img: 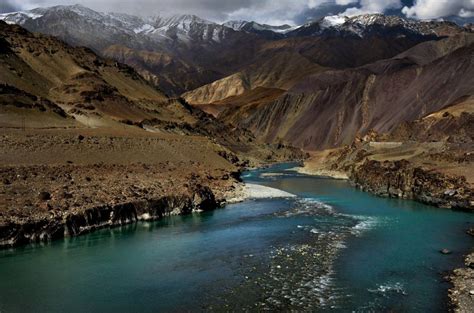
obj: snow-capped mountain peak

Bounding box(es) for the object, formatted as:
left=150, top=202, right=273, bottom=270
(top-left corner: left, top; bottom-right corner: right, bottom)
left=159, top=14, right=214, bottom=27
left=288, top=13, right=463, bottom=38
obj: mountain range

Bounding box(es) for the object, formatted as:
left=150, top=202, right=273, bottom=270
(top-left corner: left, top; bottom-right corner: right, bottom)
left=0, top=4, right=473, bottom=153
left=1, top=4, right=470, bottom=97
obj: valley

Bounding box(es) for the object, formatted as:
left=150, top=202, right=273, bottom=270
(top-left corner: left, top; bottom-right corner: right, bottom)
left=0, top=20, right=302, bottom=247
left=0, top=3, right=473, bottom=312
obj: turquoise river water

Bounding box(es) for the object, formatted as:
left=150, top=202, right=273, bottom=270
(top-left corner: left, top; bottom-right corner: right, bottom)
left=0, top=163, right=472, bottom=312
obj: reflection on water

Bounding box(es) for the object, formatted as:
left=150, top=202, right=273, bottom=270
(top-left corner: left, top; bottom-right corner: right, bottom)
left=0, top=163, right=472, bottom=313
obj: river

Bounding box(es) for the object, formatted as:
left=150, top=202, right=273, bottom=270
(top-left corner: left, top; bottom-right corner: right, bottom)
left=0, top=163, right=472, bottom=312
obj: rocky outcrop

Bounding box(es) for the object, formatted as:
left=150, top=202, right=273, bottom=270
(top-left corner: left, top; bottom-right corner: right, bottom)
left=0, top=185, right=217, bottom=248
left=351, top=159, right=473, bottom=211
left=448, top=229, right=474, bottom=313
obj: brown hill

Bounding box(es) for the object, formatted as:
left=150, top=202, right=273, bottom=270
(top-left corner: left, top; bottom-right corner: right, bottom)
left=0, top=21, right=171, bottom=128
left=191, top=87, right=286, bottom=118
left=381, top=97, right=474, bottom=143
left=0, top=21, right=302, bottom=164
left=183, top=51, right=325, bottom=106
left=102, top=45, right=221, bottom=96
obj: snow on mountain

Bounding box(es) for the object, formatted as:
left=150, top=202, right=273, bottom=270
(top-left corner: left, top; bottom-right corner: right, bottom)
left=223, top=20, right=248, bottom=31
left=133, top=24, right=155, bottom=34
left=288, top=13, right=462, bottom=38
left=147, top=14, right=226, bottom=42
left=0, top=5, right=230, bottom=44
left=223, top=20, right=295, bottom=34
left=0, top=10, right=44, bottom=24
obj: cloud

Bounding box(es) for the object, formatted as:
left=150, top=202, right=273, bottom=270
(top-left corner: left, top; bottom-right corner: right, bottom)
left=402, top=0, right=474, bottom=19
left=335, top=0, right=358, bottom=5
left=224, top=0, right=330, bottom=25
left=341, top=0, right=403, bottom=16
left=0, top=0, right=21, bottom=13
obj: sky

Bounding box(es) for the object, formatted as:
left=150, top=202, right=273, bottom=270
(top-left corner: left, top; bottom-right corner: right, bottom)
left=1, top=0, right=474, bottom=25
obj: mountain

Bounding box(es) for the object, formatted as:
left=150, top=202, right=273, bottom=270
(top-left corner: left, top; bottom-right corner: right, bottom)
left=183, top=51, right=326, bottom=106
left=2, top=5, right=472, bottom=151
left=0, top=20, right=301, bottom=164
left=2, top=5, right=464, bottom=99
left=183, top=20, right=454, bottom=107
left=219, top=33, right=474, bottom=150
left=0, top=20, right=169, bottom=127
left=0, top=5, right=255, bottom=95
left=182, top=14, right=468, bottom=108
left=101, top=44, right=221, bottom=96
left=0, top=5, right=232, bottom=47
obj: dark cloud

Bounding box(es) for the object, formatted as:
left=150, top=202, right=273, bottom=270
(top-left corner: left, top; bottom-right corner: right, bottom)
left=0, top=0, right=20, bottom=13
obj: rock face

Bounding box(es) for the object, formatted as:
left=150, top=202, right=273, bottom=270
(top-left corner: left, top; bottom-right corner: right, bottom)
left=351, top=160, right=473, bottom=211
left=0, top=185, right=217, bottom=248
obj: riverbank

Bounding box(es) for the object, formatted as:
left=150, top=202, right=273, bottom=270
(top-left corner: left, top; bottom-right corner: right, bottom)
left=0, top=160, right=242, bottom=248
left=0, top=125, right=307, bottom=248
left=449, top=248, right=474, bottom=313
left=0, top=128, right=255, bottom=248
left=299, top=146, right=473, bottom=212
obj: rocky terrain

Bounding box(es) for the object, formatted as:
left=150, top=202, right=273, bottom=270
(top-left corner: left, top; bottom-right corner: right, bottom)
left=0, top=21, right=303, bottom=248
left=0, top=129, right=237, bottom=248
left=298, top=98, right=473, bottom=208
left=449, top=229, right=474, bottom=313
left=351, top=159, right=472, bottom=210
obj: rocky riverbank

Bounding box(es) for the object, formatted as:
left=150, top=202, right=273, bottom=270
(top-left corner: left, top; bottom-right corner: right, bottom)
left=1, top=184, right=220, bottom=248
left=0, top=162, right=243, bottom=248
left=0, top=121, right=306, bottom=249
left=350, top=159, right=473, bottom=211
left=448, top=229, right=474, bottom=313
left=0, top=128, right=242, bottom=249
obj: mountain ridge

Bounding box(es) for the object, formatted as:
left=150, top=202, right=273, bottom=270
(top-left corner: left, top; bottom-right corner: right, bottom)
left=1, top=5, right=470, bottom=97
